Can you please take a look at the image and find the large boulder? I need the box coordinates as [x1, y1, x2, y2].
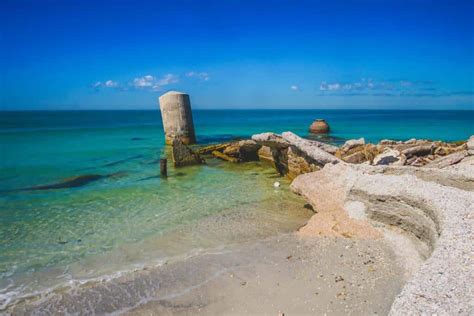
[281, 132, 341, 167]
[282, 131, 338, 154]
[286, 147, 319, 180]
[336, 144, 381, 164]
[251, 132, 290, 149]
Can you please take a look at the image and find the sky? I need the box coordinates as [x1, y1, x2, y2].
[1, 0, 473, 110]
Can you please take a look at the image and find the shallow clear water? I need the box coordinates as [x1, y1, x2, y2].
[0, 109, 473, 309]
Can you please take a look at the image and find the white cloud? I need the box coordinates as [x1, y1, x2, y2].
[186, 71, 210, 81]
[133, 75, 155, 88]
[132, 74, 179, 91]
[104, 80, 118, 88]
[320, 82, 341, 91]
[317, 78, 438, 96]
[290, 85, 300, 91]
[92, 80, 119, 89]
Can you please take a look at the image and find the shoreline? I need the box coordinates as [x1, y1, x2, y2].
[2, 131, 473, 314]
[7, 232, 410, 315]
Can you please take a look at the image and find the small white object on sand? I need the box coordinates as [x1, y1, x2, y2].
[274, 181, 281, 188]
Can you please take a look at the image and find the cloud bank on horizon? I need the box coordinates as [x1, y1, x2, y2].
[1, 0, 473, 110]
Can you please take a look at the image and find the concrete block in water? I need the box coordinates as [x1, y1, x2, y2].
[158, 91, 196, 145]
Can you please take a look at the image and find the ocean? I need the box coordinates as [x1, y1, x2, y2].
[1, 109, 473, 310]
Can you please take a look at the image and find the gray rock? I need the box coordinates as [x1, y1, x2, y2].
[251, 132, 290, 149]
[379, 139, 399, 145]
[401, 144, 434, 158]
[281, 131, 338, 154]
[423, 150, 468, 169]
[372, 149, 406, 166]
[341, 138, 365, 151]
[467, 135, 474, 155]
[281, 132, 342, 167]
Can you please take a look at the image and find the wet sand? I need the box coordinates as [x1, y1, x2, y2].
[9, 233, 409, 315]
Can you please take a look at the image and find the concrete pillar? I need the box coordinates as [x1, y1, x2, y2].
[158, 91, 196, 145]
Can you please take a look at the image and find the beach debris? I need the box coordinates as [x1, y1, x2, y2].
[159, 91, 196, 145]
[335, 275, 344, 282]
[274, 181, 281, 188]
[309, 119, 330, 134]
[171, 138, 204, 167]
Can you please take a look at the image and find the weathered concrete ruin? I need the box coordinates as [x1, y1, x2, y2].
[158, 91, 196, 145]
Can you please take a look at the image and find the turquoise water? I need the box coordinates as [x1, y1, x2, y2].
[0, 110, 473, 309]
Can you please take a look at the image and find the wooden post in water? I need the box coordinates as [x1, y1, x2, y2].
[160, 158, 168, 177]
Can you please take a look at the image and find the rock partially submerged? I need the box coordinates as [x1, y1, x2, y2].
[250, 131, 341, 179]
[308, 119, 330, 134]
[251, 132, 290, 149]
[172, 138, 205, 167]
[197, 132, 473, 180]
[281, 132, 341, 166]
[223, 140, 261, 161]
[16, 172, 127, 192]
[290, 163, 474, 315]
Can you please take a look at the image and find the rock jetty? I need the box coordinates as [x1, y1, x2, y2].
[194, 132, 473, 314]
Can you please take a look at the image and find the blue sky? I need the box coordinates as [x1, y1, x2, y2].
[1, 0, 473, 110]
